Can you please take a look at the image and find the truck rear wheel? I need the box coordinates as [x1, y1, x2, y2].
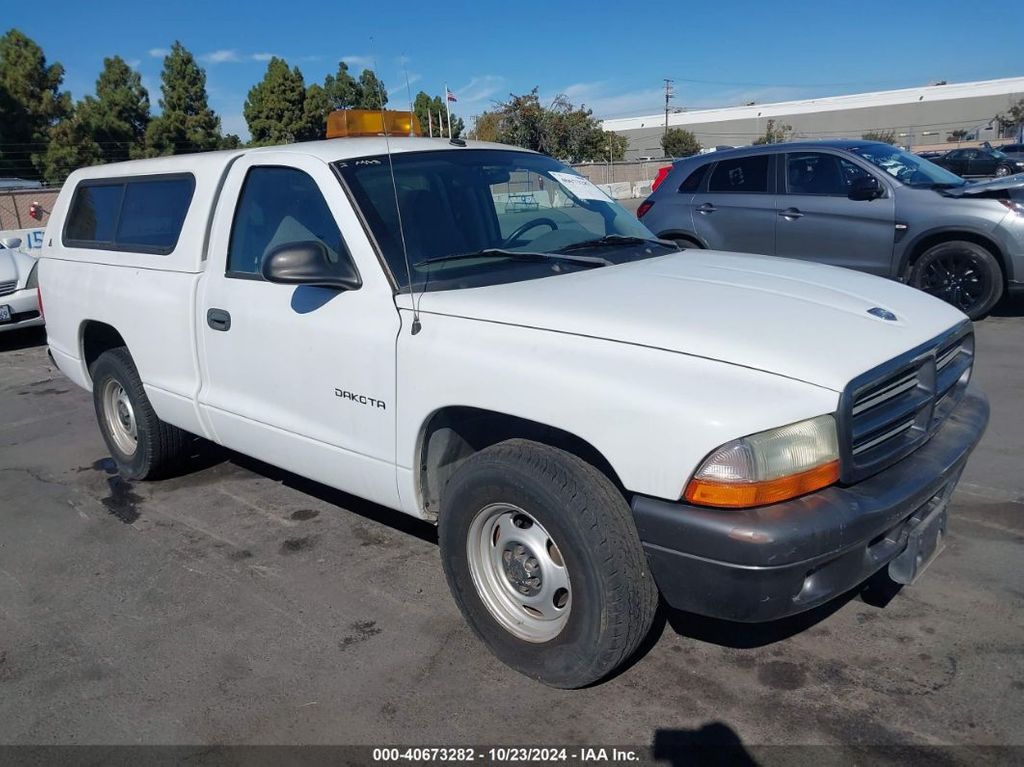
[438, 439, 658, 688]
[90, 347, 189, 480]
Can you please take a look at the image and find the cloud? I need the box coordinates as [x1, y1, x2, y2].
[201, 49, 243, 64]
[388, 72, 422, 100]
[148, 48, 169, 58]
[555, 81, 664, 119]
[342, 55, 375, 69]
[251, 52, 277, 62]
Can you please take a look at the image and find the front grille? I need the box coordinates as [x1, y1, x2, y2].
[0, 279, 17, 296]
[839, 324, 973, 483]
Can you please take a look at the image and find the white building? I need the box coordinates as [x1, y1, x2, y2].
[602, 77, 1024, 160]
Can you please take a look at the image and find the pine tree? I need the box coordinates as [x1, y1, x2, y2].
[81, 56, 150, 162]
[144, 41, 222, 156]
[244, 57, 309, 146]
[0, 29, 71, 179]
[354, 69, 387, 110]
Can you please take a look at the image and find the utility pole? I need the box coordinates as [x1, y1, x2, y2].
[664, 79, 674, 135]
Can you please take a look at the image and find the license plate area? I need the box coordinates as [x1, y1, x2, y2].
[0, 305, 11, 323]
[888, 489, 951, 585]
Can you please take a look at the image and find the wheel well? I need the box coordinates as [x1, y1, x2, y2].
[659, 231, 703, 249]
[81, 321, 127, 378]
[417, 407, 623, 519]
[904, 232, 1007, 282]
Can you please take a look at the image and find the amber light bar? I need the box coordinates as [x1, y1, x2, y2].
[326, 109, 422, 139]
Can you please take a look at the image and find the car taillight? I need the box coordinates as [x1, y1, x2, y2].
[637, 200, 654, 219]
[37, 286, 44, 319]
[651, 165, 672, 192]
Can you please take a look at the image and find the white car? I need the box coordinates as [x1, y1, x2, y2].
[0, 237, 43, 333]
[39, 111, 988, 688]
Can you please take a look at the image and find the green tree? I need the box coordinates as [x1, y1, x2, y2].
[752, 119, 793, 145]
[995, 99, 1023, 137]
[947, 129, 969, 142]
[144, 42, 222, 156]
[413, 91, 463, 138]
[861, 129, 897, 145]
[40, 105, 102, 183]
[82, 56, 150, 162]
[661, 127, 701, 158]
[244, 57, 308, 145]
[472, 88, 612, 162]
[354, 69, 387, 110]
[468, 111, 500, 142]
[0, 28, 71, 179]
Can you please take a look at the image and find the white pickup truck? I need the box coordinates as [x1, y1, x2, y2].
[39, 115, 989, 687]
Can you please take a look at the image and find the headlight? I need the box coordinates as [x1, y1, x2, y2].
[25, 261, 39, 289]
[684, 414, 840, 508]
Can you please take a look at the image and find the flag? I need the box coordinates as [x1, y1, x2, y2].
[446, 88, 457, 103]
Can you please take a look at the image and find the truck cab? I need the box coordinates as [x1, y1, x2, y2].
[39, 112, 989, 688]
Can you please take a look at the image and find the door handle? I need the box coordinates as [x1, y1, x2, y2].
[779, 207, 804, 219]
[696, 202, 716, 214]
[207, 308, 231, 332]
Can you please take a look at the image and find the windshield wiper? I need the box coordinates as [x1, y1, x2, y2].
[554, 234, 677, 253]
[414, 248, 612, 268]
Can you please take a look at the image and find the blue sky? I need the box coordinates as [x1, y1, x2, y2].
[6, 0, 1024, 139]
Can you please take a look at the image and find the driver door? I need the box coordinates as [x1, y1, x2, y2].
[197, 152, 402, 509]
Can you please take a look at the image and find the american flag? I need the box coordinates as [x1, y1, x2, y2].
[446, 88, 457, 103]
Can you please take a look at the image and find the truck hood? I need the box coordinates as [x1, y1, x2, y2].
[0, 248, 35, 285]
[409, 251, 968, 392]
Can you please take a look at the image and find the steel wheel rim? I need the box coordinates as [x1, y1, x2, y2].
[466, 503, 571, 643]
[101, 379, 137, 456]
[995, 166, 1010, 177]
[919, 251, 989, 314]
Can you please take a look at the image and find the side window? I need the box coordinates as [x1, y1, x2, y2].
[679, 163, 709, 192]
[115, 177, 193, 250]
[786, 152, 847, 195]
[63, 175, 194, 253]
[64, 184, 124, 244]
[707, 155, 770, 193]
[227, 166, 348, 277]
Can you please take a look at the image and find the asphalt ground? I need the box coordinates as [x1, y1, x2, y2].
[0, 297, 1022, 757]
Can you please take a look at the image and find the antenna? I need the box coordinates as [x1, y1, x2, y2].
[370, 42, 421, 334]
[403, 57, 415, 137]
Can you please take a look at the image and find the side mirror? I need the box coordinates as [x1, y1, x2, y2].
[848, 176, 883, 201]
[1, 237, 23, 249]
[261, 240, 361, 291]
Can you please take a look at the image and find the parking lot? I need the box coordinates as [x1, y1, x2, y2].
[0, 294, 1022, 753]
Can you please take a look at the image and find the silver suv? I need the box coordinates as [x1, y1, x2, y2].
[639, 140, 1024, 319]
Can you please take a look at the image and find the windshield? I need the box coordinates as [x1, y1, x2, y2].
[851, 145, 965, 188]
[335, 149, 671, 292]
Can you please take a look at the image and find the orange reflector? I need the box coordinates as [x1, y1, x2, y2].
[326, 109, 422, 138]
[683, 460, 840, 509]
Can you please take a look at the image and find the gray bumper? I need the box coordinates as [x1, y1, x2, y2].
[631, 388, 990, 622]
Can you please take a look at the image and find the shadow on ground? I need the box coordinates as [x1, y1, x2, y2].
[0, 326, 46, 352]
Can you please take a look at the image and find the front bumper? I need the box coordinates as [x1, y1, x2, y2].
[0, 287, 43, 333]
[631, 388, 989, 622]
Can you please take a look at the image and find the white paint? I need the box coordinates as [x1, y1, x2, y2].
[39, 136, 966, 519]
[602, 76, 1024, 133]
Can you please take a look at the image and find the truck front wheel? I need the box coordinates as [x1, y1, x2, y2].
[438, 439, 658, 688]
[90, 347, 190, 480]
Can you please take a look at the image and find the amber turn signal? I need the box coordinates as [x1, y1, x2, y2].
[684, 459, 840, 509]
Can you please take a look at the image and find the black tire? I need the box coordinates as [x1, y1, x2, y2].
[909, 240, 1003, 320]
[438, 439, 658, 688]
[90, 347, 190, 480]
